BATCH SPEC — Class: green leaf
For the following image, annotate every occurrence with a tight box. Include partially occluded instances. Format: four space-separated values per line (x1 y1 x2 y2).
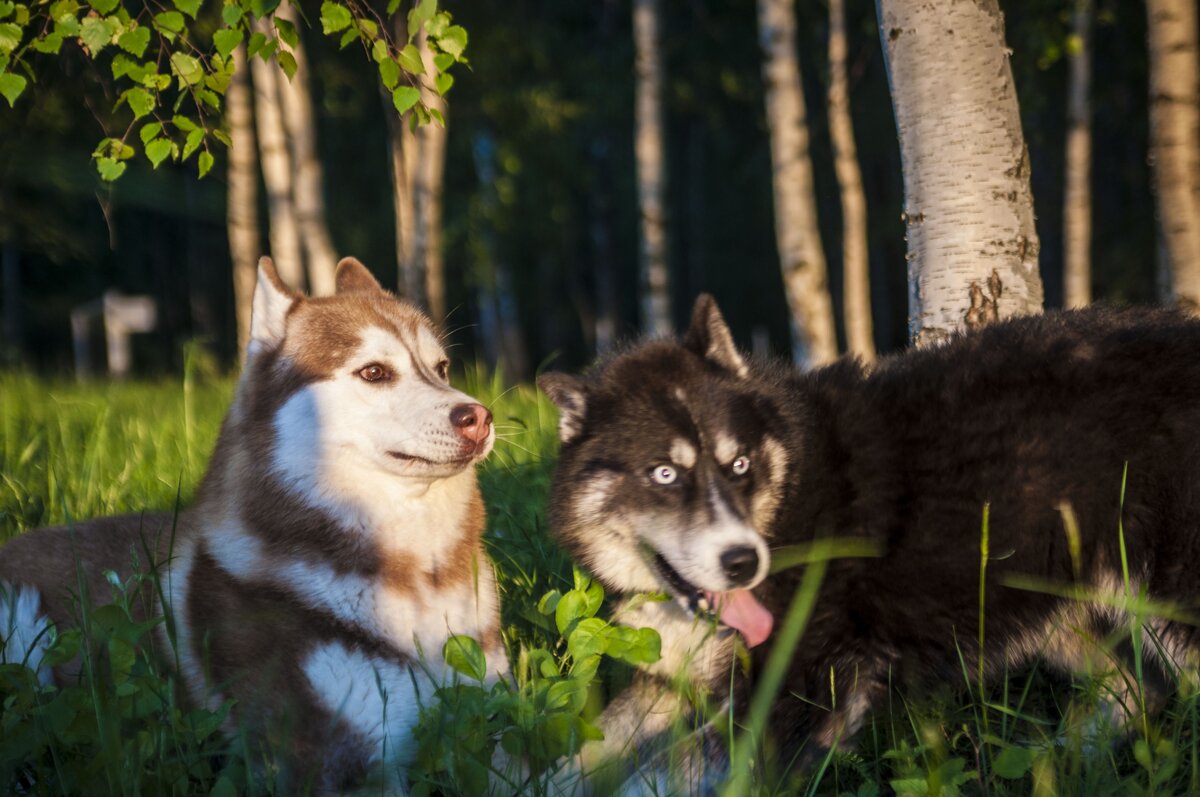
88 0 118 14
386 0 401 14
173 113 198 132
544 679 588 714
277 49 296 80
319 1 351 34
0 21 22 53
198 149 214 177
370 37 387 63
139 121 161 144
443 635 486 682
566 617 607 661
427 106 444 127
432 52 454 73
31 31 65 53
153 10 184 34
212 27 241 59
426 10 449 38
246 30 267 57
437 24 466 59
0 3 13 20
80 16 118 55
337 27 355 49
992 746 1033 779
170 51 203 85
182 127 203 160
0 71 25 106
406 0 435 40
555 590 586 635
221 2 242 26
117 26 149 56
377 57 399 90
536 589 561 615
96 156 126 181
145 137 172 167
124 86 154 119
397 43 423 75
391 85 419 115
274 16 297 48
173 0 201 18
434 72 453 95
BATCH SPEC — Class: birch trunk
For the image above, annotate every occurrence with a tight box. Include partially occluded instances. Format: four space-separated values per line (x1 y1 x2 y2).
227 44 260 359
1063 0 1093 309
250 17 304 292
1147 0 1200 311
878 0 1043 344
274 4 337 296
633 0 672 337
828 0 875 362
758 0 838 365
386 19 448 321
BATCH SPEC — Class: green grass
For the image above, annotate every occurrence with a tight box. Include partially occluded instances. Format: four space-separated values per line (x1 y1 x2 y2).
2 368 1199 795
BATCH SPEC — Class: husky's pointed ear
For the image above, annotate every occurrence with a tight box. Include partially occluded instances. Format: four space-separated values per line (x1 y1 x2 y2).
250 257 299 353
538 373 589 444
335 257 384 294
684 294 749 378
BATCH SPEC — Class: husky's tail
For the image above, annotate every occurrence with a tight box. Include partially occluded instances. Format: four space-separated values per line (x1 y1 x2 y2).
0 581 53 686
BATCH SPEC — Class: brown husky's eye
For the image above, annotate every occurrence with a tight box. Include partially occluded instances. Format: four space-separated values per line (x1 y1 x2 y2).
436 360 450 382
358 364 391 383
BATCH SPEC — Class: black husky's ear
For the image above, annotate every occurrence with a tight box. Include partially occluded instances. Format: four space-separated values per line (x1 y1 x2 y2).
684 294 749 378
335 257 385 294
538 373 589 444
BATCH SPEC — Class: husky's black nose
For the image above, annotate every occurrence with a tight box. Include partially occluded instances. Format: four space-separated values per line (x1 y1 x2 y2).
720 546 760 586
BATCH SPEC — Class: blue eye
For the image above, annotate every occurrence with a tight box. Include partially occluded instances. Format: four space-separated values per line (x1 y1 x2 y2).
651 465 678 485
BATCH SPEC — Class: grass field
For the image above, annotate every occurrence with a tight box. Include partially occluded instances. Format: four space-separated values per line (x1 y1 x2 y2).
2 367 1199 795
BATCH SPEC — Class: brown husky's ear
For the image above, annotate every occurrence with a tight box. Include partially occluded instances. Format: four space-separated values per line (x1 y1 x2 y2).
538 373 589 444
684 294 749 378
250 257 300 353
335 257 385 294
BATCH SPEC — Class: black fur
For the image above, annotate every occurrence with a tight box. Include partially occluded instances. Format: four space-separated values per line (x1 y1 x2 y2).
543 301 1200 766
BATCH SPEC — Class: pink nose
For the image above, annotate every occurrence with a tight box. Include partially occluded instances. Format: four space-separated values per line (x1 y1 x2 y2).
450 403 492 444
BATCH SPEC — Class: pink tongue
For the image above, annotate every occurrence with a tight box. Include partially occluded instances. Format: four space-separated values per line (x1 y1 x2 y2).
707 589 774 648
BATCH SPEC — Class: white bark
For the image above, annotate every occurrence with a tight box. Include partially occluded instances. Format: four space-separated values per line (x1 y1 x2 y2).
227 44 261 359
828 0 875 362
878 0 1043 344
387 23 448 321
633 0 672 337
274 4 337 297
1063 0 1093 309
1147 0 1200 312
250 17 304 292
758 0 838 365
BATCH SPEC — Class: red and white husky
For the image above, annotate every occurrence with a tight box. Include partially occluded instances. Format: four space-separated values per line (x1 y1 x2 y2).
0 258 508 791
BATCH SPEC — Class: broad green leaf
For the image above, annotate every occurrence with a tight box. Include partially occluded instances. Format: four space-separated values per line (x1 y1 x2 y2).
427 106 444 126
31 31 65 53
88 0 118 14
443 634 486 682
0 21 22 54
434 72 453 95
397 43 423 75
139 121 162 144
173 0 201 18
582 580 604 617
437 24 466 59
277 49 296 80
406 0 435 40
566 617 607 661
173 113 197 132
544 679 588 714
153 10 184 34
554 590 585 635
337 27 355 48
80 16 118 55
124 86 154 119
371 37 387 63
0 3 13 20
145 137 172 167
212 27 241 59
357 18 376 38
182 127 203 160
221 2 242 25
196 87 219 109
117 26 149 56
0 70 25 106
570 654 600 681
96 156 126 181
386 0 401 14
11 2 26 24
377 57 399 90
992 746 1033 779
426 10 449 38
212 128 231 146
170 51 202 85
197 150 214 177
53 14 80 37
432 52 453 73
391 85 419 115
274 16 297 48
536 589 561 615
319 1 351 34
246 30 267 57
210 776 237 797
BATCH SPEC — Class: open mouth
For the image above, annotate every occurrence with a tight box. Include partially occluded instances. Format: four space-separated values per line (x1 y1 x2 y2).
644 545 775 648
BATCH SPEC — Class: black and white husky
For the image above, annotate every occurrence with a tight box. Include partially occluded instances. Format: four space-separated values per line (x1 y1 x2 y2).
540 296 1200 783
0 258 506 792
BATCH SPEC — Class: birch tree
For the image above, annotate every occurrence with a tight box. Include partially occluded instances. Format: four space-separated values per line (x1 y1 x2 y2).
1146 0 1200 311
1063 0 1093 309
828 0 875 362
878 0 1043 344
387 18 449 321
633 0 672 337
758 0 838 365
227 44 260 358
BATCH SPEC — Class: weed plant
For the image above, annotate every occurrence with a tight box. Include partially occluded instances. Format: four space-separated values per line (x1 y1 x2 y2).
1 368 1199 795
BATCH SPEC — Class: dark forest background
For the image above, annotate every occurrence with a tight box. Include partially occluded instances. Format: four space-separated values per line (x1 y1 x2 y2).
0 0 1159 375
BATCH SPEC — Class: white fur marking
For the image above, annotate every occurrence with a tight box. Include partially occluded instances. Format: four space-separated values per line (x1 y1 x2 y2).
713 433 739 466
670 439 697 469
0 582 54 686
